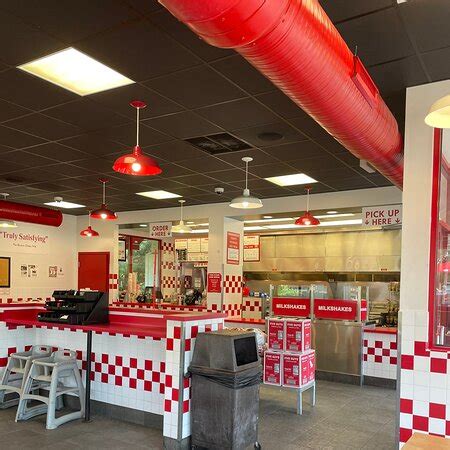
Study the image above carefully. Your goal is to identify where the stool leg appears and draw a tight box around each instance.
[297,389,303,415]
[74,366,85,417]
[15,369,34,422]
[311,382,316,407]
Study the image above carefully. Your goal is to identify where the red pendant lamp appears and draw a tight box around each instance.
[80,211,99,237]
[113,100,162,176]
[90,179,117,220]
[295,187,320,226]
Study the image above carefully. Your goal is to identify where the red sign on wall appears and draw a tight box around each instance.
[226,232,240,265]
[314,299,358,321]
[272,298,311,317]
[207,273,222,293]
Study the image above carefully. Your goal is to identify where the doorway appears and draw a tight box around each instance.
[78,252,110,292]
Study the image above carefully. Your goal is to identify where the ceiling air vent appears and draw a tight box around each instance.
[185,132,252,155]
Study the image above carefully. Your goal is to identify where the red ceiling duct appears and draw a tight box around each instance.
[0,200,63,227]
[159,0,404,187]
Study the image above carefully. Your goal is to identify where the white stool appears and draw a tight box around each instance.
[16,350,85,429]
[0,345,53,409]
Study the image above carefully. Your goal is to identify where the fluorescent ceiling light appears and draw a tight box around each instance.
[189,222,209,227]
[137,190,181,200]
[265,173,318,187]
[244,217,294,224]
[191,229,209,234]
[139,224,148,228]
[45,200,85,209]
[315,213,355,219]
[18,48,134,96]
[243,226,267,231]
[263,215,273,219]
[186,221,195,224]
[327,211,338,214]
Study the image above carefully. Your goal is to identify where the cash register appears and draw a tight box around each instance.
[37,290,108,325]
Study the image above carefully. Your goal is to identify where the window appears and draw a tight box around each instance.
[430,128,450,347]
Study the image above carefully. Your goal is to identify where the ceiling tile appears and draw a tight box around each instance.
[125,0,162,15]
[26,142,89,162]
[59,133,121,156]
[4,150,56,168]
[251,187,295,198]
[288,156,346,176]
[248,162,297,178]
[45,99,130,131]
[0,125,45,149]
[0,69,77,110]
[149,9,233,62]
[5,113,82,141]
[399,0,450,52]
[157,162,195,178]
[169,173,218,186]
[0,10,65,66]
[73,157,116,173]
[44,163,95,178]
[230,178,277,190]
[264,140,328,162]
[320,0,393,23]
[207,169,247,183]
[422,47,450,83]
[99,122,172,147]
[232,122,308,148]
[216,149,278,167]
[314,134,350,155]
[365,173,392,187]
[328,176,375,190]
[145,66,246,109]
[175,157,232,173]
[288,111,331,141]
[368,56,428,97]
[211,55,275,95]
[0,99,30,123]
[0,161,30,176]
[189,193,232,203]
[144,111,222,139]
[196,98,278,130]
[256,91,305,119]
[89,83,183,119]
[3,167,68,183]
[336,8,414,66]
[144,140,207,162]
[77,20,201,82]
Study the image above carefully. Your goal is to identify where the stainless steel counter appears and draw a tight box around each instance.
[312,320,364,383]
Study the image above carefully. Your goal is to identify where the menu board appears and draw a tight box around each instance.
[244,235,260,262]
[226,232,240,265]
[175,239,188,250]
[200,238,209,253]
[187,238,201,253]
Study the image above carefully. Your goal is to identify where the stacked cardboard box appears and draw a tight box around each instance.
[263,317,315,388]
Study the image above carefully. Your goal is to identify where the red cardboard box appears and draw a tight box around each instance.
[267,318,285,350]
[282,350,315,388]
[263,351,282,386]
[285,318,311,352]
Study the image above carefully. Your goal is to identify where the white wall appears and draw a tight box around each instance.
[0,214,77,301]
[398,79,450,446]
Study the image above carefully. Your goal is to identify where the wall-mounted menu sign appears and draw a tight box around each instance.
[200,238,208,253]
[244,235,260,262]
[175,239,188,250]
[226,232,240,265]
[187,238,201,253]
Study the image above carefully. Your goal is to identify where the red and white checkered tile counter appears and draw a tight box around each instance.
[112,302,206,312]
[0,304,226,446]
[363,328,398,380]
[242,296,263,320]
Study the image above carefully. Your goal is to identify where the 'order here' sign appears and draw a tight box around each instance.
[362,205,402,227]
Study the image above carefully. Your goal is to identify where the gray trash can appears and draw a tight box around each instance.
[189,329,262,450]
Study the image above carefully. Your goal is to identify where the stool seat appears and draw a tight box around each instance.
[0,345,52,409]
[16,349,85,429]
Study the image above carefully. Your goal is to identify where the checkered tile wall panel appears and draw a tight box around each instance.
[161,239,177,300]
[243,298,262,312]
[164,317,225,440]
[109,273,118,290]
[222,303,242,317]
[363,331,397,380]
[223,275,243,294]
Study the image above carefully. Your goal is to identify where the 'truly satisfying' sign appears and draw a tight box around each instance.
[362,204,402,227]
[0,231,49,254]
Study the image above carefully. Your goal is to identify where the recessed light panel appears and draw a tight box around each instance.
[265,173,318,187]
[137,190,181,200]
[44,200,85,209]
[18,48,134,96]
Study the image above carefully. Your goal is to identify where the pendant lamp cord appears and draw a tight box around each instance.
[102,181,106,204]
[306,188,310,212]
[136,107,140,147]
[245,160,249,190]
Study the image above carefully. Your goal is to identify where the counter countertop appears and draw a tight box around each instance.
[364,326,397,335]
[225,317,266,325]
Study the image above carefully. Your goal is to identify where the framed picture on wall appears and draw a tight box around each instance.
[0,257,11,288]
[118,239,127,262]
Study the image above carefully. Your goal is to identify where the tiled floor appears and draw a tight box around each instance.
[0,381,397,449]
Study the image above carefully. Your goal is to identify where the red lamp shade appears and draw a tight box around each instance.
[80,225,99,237]
[113,145,161,176]
[295,212,320,226]
[90,204,117,220]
